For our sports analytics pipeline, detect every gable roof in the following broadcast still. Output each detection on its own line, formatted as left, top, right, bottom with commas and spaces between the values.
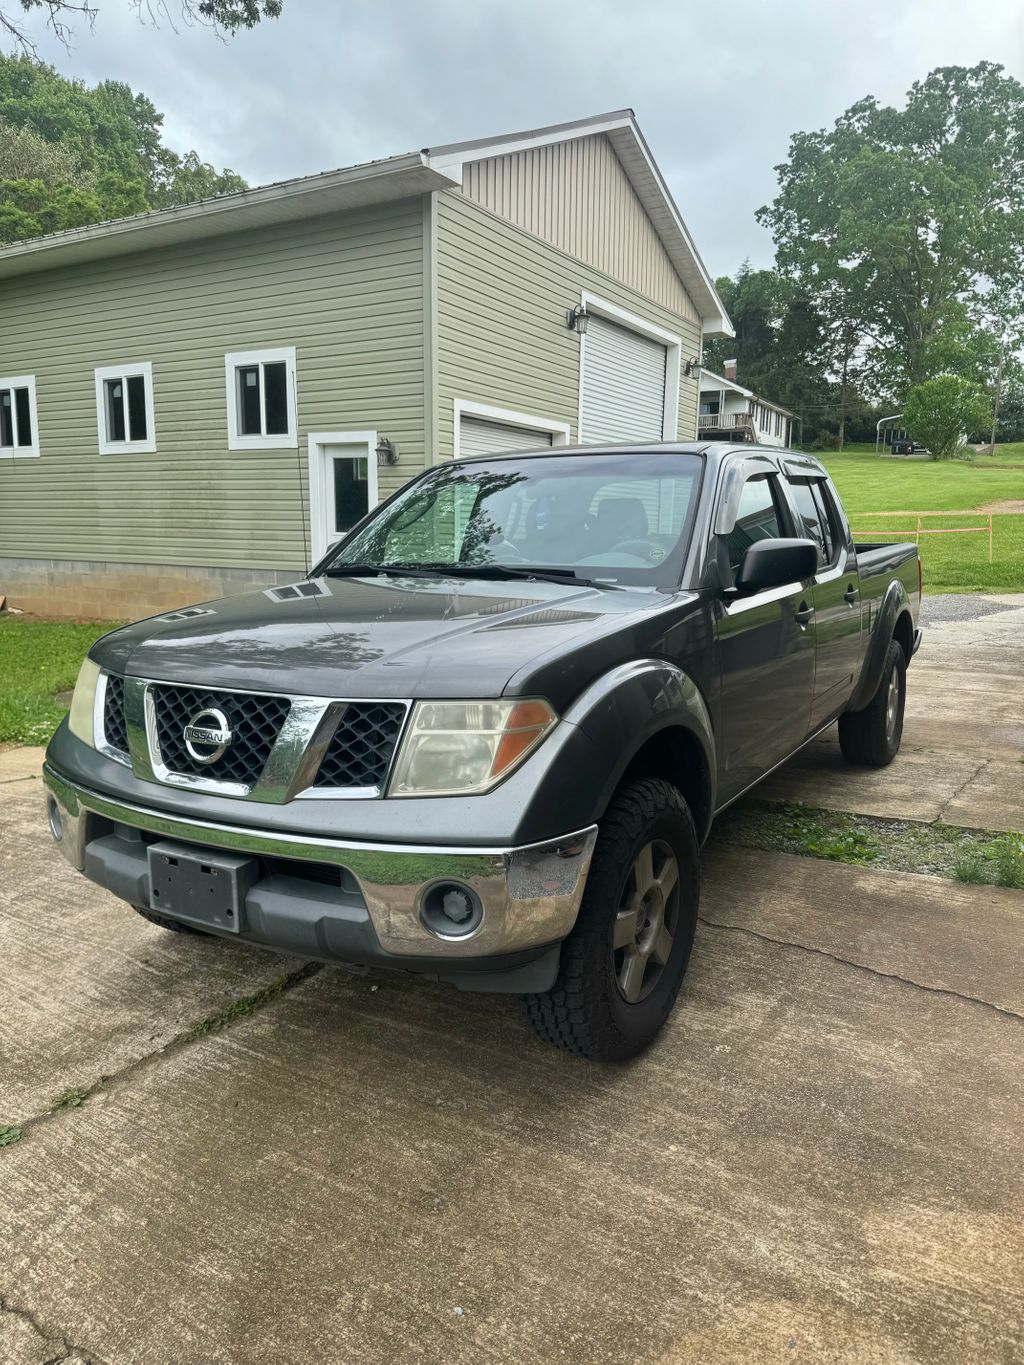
0, 109, 732, 335
699, 368, 793, 416
425, 111, 731, 336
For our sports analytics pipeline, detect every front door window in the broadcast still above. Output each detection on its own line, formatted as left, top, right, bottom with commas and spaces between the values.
309, 434, 379, 563
333, 454, 369, 536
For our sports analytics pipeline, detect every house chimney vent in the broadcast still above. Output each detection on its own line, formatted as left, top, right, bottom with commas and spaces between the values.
724, 358, 738, 381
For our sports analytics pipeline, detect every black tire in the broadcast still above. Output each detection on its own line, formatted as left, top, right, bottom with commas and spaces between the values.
132, 903, 211, 935
838, 639, 906, 767
524, 778, 699, 1062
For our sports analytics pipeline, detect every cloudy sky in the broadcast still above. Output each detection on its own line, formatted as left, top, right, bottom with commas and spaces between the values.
18, 0, 1024, 280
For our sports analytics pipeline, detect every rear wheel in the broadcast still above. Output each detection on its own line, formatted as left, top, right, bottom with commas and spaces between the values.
132, 904, 212, 935
838, 639, 906, 766
524, 778, 699, 1062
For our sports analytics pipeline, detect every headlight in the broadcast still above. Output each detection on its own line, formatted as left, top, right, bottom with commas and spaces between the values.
68, 657, 102, 747
388, 699, 557, 797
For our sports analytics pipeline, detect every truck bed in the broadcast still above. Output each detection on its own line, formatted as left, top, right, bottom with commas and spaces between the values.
854, 540, 921, 631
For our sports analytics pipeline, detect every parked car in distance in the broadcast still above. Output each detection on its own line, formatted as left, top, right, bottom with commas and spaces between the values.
45, 443, 922, 1061
889, 436, 930, 456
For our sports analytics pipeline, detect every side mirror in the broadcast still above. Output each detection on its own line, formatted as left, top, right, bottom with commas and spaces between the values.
736, 537, 818, 593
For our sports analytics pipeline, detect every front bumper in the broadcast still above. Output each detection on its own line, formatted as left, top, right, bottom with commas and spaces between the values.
43, 763, 597, 990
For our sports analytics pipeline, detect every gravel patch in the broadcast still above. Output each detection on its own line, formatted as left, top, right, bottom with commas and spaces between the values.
920, 593, 1022, 624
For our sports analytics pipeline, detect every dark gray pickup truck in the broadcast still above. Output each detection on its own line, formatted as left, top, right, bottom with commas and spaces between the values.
44, 443, 921, 1060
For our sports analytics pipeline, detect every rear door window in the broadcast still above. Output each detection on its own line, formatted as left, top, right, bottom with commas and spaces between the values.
788, 478, 842, 567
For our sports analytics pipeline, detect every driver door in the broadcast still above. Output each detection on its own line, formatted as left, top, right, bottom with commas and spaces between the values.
712, 462, 816, 805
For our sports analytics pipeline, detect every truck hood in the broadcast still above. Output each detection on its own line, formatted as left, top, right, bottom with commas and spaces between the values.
92, 574, 699, 708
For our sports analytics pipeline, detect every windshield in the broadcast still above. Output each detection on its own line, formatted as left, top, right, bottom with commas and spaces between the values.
321, 452, 704, 588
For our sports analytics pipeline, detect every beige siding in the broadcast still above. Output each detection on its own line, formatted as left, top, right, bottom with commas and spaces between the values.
0, 199, 425, 571
460, 135, 699, 325
435, 192, 701, 459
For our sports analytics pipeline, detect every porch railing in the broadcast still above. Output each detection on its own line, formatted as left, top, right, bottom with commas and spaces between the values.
698, 413, 754, 430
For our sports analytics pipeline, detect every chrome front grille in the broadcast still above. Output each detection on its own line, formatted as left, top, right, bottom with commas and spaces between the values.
312, 702, 406, 789
150, 684, 291, 785
98, 673, 408, 800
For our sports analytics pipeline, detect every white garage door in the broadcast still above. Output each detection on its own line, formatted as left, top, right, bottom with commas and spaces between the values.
459, 416, 554, 458
580, 314, 668, 444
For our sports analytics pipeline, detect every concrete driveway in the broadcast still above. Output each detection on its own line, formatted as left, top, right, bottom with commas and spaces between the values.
2, 598, 1022, 1364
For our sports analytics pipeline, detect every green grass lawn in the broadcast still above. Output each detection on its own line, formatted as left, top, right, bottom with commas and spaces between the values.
0, 618, 121, 746
819, 445, 1024, 594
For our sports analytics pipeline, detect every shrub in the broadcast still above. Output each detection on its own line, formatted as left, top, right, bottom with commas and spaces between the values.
903, 375, 992, 460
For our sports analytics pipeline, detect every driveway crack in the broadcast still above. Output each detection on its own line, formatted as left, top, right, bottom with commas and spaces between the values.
0, 1292, 108, 1364
934, 756, 991, 822
7, 961, 324, 1143
700, 917, 1024, 1021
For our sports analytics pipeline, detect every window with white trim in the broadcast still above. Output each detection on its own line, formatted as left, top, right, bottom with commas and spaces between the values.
95, 363, 156, 455
0, 375, 40, 457
225, 347, 297, 449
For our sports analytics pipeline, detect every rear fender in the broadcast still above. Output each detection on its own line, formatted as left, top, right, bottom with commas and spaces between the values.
847, 580, 912, 712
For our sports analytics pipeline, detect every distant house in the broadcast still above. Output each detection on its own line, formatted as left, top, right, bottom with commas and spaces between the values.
0, 109, 732, 617
698, 361, 793, 447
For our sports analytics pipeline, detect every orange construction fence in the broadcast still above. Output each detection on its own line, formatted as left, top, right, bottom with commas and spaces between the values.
852, 510, 995, 562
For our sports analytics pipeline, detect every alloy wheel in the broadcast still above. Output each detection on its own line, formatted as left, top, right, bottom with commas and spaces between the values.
885, 665, 901, 743
611, 839, 680, 1004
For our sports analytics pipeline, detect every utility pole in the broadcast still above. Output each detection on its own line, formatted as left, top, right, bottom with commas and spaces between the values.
838, 350, 848, 451
988, 347, 1005, 455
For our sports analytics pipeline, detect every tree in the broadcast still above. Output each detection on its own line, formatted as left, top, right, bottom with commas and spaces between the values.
0, 114, 89, 182
158, 150, 246, 209
701, 263, 853, 446
2, 0, 281, 51
759, 63, 1024, 397
993, 379, 1024, 444
0, 54, 248, 240
903, 375, 991, 460
702, 263, 794, 391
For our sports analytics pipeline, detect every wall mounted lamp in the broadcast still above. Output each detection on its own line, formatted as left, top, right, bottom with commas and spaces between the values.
566, 303, 589, 335
375, 436, 398, 466
683, 357, 703, 378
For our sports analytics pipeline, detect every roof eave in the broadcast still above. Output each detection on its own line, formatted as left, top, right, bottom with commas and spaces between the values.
0, 153, 455, 279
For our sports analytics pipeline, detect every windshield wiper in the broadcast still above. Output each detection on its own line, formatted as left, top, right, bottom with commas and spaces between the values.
426, 563, 613, 589
323, 561, 614, 589
412, 562, 622, 589
322, 562, 452, 579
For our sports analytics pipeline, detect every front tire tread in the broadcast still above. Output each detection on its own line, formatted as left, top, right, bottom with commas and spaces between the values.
525, 778, 698, 1062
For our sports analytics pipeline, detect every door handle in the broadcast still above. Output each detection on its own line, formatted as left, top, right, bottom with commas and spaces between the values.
795, 603, 814, 626
844, 585, 859, 605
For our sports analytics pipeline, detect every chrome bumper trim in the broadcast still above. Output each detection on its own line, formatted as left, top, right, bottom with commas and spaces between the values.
43, 764, 597, 959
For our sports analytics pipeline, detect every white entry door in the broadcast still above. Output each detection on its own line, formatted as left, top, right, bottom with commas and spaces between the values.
308, 431, 379, 563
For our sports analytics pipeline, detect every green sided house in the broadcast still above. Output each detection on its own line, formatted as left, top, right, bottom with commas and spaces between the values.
0, 110, 731, 617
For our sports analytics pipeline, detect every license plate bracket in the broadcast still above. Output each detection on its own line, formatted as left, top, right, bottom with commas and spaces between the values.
147, 840, 258, 934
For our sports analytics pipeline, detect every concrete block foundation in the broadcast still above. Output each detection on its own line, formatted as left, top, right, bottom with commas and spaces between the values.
0, 557, 303, 620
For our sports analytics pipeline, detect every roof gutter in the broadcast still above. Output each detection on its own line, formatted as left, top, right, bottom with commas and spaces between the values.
0, 153, 454, 279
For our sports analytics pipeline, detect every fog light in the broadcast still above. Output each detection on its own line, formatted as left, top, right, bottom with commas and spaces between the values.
420, 881, 484, 939
48, 799, 63, 842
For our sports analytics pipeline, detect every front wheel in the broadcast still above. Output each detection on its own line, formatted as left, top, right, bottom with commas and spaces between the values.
524, 779, 699, 1062
838, 639, 906, 766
